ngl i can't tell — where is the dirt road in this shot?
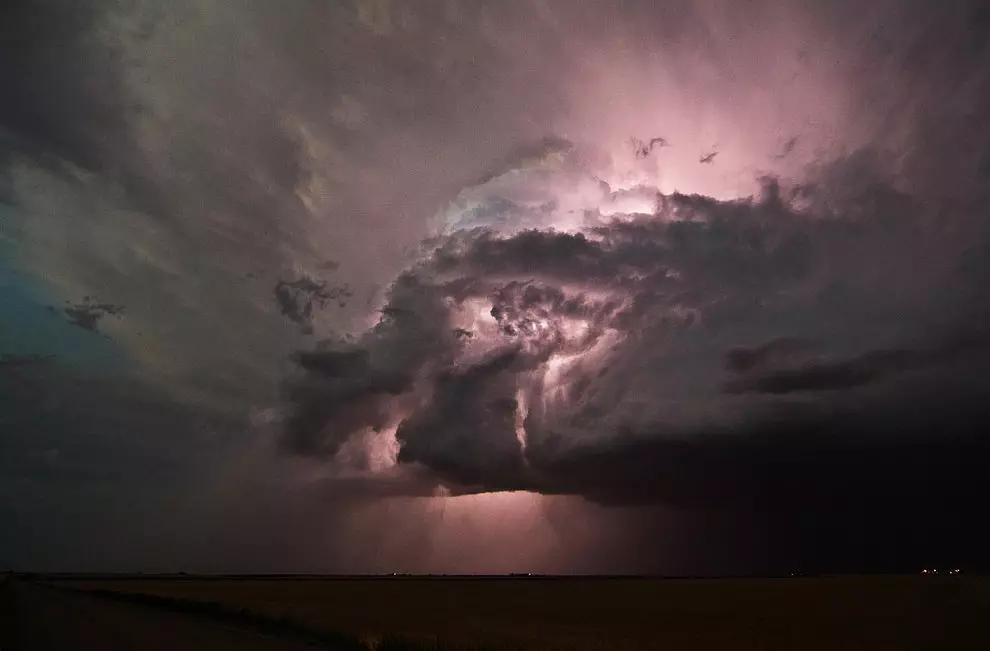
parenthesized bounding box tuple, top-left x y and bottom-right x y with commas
(0, 579, 324, 651)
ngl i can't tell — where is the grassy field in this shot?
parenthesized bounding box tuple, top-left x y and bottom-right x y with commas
(45, 574, 990, 650)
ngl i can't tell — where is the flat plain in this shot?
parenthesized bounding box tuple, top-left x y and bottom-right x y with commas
(40, 574, 990, 650)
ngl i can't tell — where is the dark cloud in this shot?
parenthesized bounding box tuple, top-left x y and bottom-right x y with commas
(59, 299, 125, 332)
(536, 347, 990, 508)
(631, 136, 672, 160)
(280, 273, 457, 457)
(280, 154, 990, 536)
(396, 347, 530, 490)
(724, 349, 917, 395)
(534, 383, 990, 571)
(274, 276, 352, 334)
(726, 331, 990, 395)
(724, 337, 810, 373)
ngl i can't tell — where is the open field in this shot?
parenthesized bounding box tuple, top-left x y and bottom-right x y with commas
(38, 574, 990, 650)
(1, 577, 332, 651)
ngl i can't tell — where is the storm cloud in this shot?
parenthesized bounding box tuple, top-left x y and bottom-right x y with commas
(3, 0, 990, 573)
(282, 160, 990, 512)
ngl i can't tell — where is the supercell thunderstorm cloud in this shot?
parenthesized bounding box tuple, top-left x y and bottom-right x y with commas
(2, 0, 990, 575)
(285, 146, 990, 508)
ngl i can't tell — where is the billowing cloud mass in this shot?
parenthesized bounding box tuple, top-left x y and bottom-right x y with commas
(282, 151, 990, 510)
(2, 0, 990, 573)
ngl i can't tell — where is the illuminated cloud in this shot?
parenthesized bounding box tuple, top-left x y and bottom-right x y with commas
(3, 0, 990, 573)
(282, 159, 990, 512)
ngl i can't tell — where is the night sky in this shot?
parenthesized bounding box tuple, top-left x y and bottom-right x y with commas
(2, 0, 990, 575)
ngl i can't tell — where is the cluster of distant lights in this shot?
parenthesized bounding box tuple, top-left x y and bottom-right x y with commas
(921, 569, 962, 575)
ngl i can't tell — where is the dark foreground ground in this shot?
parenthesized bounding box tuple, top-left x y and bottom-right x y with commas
(0, 577, 323, 651)
(3, 573, 989, 650)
